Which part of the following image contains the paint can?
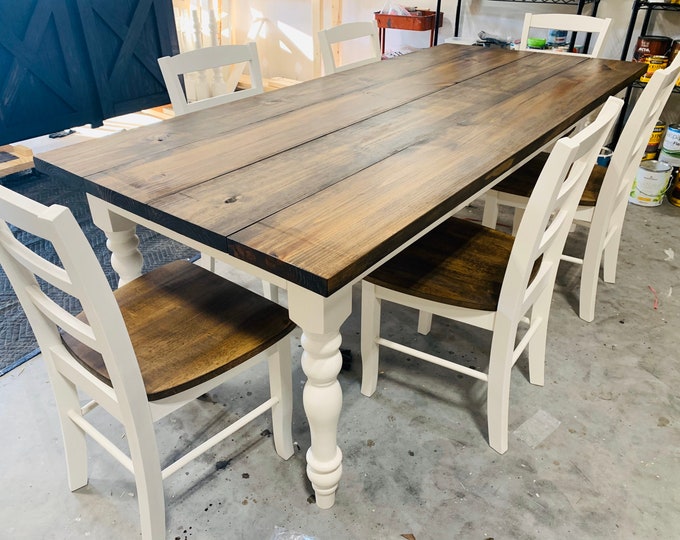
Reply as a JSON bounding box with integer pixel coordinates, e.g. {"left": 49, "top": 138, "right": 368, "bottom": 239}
{"left": 666, "top": 174, "right": 680, "bottom": 206}
{"left": 629, "top": 160, "right": 672, "bottom": 206}
{"left": 644, "top": 121, "right": 666, "bottom": 160}
{"left": 670, "top": 39, "right": 680, "bottom": 63}
{"left": 662, "top": 124, "right": 680, "bottom": 153}
{"left": 659, "top": 150, "right": 680, "bottom": 207}
{"left": 633, "top": 35, "right": 672, "bottom": 62}
{"left": 640, "top": 55, "right": 668, "bottom": 83}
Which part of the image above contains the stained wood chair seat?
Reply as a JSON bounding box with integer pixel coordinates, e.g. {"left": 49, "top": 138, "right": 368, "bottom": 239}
{"left": 366, "top": 217, "right": 516, "bottom": 312}
{"left": 63, "top": 260, "right": 296, "bottom": 401}
{"left": 494, "top": 152, "right": 606, "bottom": 207}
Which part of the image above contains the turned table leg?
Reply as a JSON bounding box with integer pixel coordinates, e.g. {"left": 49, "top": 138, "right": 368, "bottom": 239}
{"left": 87, "top": 195, "right": 143, "bottom": 286}
{"left": 287, "top": 284, "right": 352, "bottom": 508}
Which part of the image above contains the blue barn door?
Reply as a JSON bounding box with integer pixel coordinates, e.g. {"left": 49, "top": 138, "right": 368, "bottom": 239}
{"left": 0, "top": 0, "right": 178, "bottom": 146}
{"left": 76, "top": 0, "right": 178, "bottom": 119}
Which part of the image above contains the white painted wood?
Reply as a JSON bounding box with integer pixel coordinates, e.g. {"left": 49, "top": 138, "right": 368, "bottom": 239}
{"left": 361, "top": 97, "right": 623, "bottom": 454}
{"left": 483, "top": 53, "right": 680, "bottom": 322}
{"left": 0, "top": 186, "right": 294, "bottom": 539}
{"left": 287, "top": 283, "right": 352, "bottom": 509}
{"left": 519, "top": 13, "right": 612, "bottom": 58}
{"left": 318, "top": 20, "right": 381, "bottom": 75}
{"left": 158, "top": 42, "right": 264, "bottom": 115}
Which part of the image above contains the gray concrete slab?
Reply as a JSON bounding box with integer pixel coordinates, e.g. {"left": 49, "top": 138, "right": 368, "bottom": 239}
{"left": 1, "top": 199, "right": 679, "bottom": 539}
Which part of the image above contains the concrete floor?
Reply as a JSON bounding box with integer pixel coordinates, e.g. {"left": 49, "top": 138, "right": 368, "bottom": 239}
{"left": 1, "top": 188, "right": 680, "bottom": 538}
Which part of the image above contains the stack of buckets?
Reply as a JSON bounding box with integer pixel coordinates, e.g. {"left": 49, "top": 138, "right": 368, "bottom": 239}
{"left": 629, "top": 122, "right": 680, "bottom": 207}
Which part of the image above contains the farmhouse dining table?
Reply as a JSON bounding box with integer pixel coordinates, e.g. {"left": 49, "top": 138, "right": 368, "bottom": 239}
{"left": 35, "top": 44, "right": 644, "bottom": 508}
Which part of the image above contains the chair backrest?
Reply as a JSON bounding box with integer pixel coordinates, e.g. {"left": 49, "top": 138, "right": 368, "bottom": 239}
{"left": 519, "top": 13, "right": 611, "bottom": 57}
{"left": 158, "top": 42, "right": 264, "bottom": 115}
{"left": 0, "top": 186, "right": 149, "bottom": 416}
{"left": 587, "top": 53, "right": 680, "bottom": 257}
{"left": 318, "top": 21, "right": 381, "bottom": 75}
{"left": 498, "top": 96, "right": 623, "bottom": 320}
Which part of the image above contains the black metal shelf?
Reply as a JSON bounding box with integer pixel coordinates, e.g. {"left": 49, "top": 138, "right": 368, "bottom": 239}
{"left": 630, "top": 80, "right": 680, "bottom": 92}
{"left": 614, "top": 2, "right": 680, "bottom": 144}
{"left": 621, "top": 1, "right": 680, "bottom": 61}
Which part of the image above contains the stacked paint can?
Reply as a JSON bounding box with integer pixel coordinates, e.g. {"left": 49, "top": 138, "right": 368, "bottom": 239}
{"left": 633, "top": 36, "right": 671, "bottom": 83}
{"left": 629, "top": 121, "right": 673, "bottom": 206}
{"left": 644, "top": 120, "right": 665, "bottom": 160}
{"left": 660, "top": 125, "right": 680, "bottom": 207}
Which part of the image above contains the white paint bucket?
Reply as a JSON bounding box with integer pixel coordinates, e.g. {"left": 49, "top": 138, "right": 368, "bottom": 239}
{"left": 629, "top": 160, "right": 672, "bottom": 206}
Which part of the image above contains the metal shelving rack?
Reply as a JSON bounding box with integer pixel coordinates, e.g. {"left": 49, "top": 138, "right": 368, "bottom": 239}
{"left": 621, "top": 1, "right": 680, "bottom": 61}
{"left": 614, "top": 1, "right": 680, "bottom": 142}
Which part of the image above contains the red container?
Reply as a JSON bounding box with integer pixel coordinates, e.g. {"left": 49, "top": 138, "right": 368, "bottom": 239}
{"left": 374, "top": 10, "right": 443, "bottom": 32}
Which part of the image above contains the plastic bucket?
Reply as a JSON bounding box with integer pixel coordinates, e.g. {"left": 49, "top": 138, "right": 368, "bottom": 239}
{"left": 629, "top": 160, "right": 672, "bottom": 206}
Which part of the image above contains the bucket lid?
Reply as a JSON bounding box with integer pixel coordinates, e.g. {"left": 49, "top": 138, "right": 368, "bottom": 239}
{"left": 640, "top": 159, "right": 672, "bottom": 173}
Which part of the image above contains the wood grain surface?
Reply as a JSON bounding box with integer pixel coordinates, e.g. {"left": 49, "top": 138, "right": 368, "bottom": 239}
{"left": 36, "top": 45, "right": 645, "bottom": 296}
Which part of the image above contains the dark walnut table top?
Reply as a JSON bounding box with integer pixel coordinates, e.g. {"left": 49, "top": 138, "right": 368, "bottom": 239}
{"left": 36, "top": 45, "right": 644, "bottom": 296}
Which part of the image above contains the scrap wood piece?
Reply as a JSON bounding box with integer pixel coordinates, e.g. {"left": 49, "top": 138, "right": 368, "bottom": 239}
{"left": 0, "top": 145, "right": 33, "bottom": 177}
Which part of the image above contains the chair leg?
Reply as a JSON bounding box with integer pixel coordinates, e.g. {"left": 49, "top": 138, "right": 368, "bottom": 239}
{"left": 268, "top": 342, "right": 294, "bottom": 460}
{"left": 486, "top": 325, "right": 515, "bottom": 455}
{"left": 579, "top": 242, "right": 604, "bottom": 323}
{"left": 511, "top": 208, "right": 524, "bottom": 236}
{"left": 48, "top": 365, "right": 88, "bottom": 491}
{"left": 602, "top": 229, "right": 622, "bottom": 284}
{"left": 360, "top": 281, "right": 381, "bottom": 397}
{"left": 126, "top": 421, "right": 166, "bottom": 539}
{"left": 481, "top": 192, "right": 500, "bottom": 228}
{"left": 262, "top": 281, "right": 280, "bottom": 303}
{"left": 195, "top": 253, "right": 216, "bottom": 272}
{"left": 417, "top": 311, "right": 433, "bottom": 335}
{"left": 527, "top": 290, "right": 553, "bottom": 387}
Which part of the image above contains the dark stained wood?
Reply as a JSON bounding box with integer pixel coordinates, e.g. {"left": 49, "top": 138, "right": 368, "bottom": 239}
{"left": 493, "top": 151, "right": 606, "bottom": 206}
{"left": 62, "top": 260, "right": 296, "bottom": 400}
{"left": 35, "top": 46, "right": 646, "bottom": 297}
{"left": 36, "top": 44, "right": 507, "bottom": 179}
{"left": 365, "top": 217, "right": 514, "bottom": 311}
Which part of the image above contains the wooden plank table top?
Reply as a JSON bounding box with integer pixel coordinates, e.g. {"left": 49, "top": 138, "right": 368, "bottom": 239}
{"left": 36, "top": 45, "right": 643, "bottom": 297}
{"left": 35, "top": 45, "right": 645, "bottom": 510}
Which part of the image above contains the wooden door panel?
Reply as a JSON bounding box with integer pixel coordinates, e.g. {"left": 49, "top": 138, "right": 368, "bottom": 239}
{"left": 0, "top": 0, "right": 178, "bottom": 146}
{"left": 0, "top": 2, "right": 100, "bottom": 145}
{"left": 77, "top": 0, "right": 178, "bottom": 118}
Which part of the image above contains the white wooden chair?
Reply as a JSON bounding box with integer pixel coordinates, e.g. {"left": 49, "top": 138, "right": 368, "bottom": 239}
{"left": 519, "top": 13, "right": 612, "bottom": 57}
{"left": 360, "top": 97, "right": 623, "bottom": 454}
{"left": 158, "top": 42, "right": 264, "bottom": 115}
{"left": 0, "top": 186, "right": 295, "bottom": 539}
{"left": 318, "top": 21, "right": 381, "bottom": 75}
{"left": 482, "top": 54, "right": 680, "bottom": 322}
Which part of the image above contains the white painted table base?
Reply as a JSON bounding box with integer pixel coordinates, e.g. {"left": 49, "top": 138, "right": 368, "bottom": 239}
{"left": 88, "top": 195, "right": 352, "bottom": 508}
